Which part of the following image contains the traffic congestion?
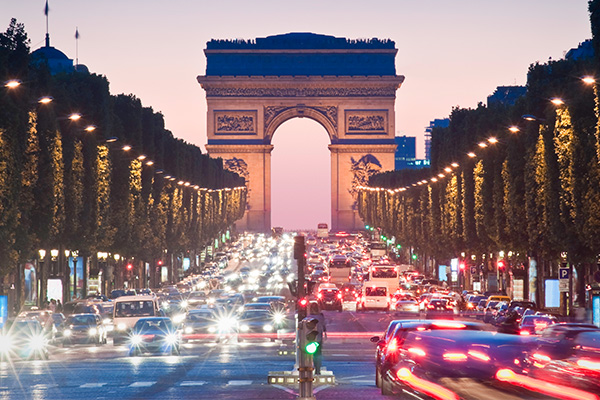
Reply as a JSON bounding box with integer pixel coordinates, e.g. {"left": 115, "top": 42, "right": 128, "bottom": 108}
{"left": 0, "top": 230, "right": 599, "bottom": 400}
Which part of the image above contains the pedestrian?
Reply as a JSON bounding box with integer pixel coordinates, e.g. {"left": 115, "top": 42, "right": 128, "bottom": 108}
{"left": 49, "top": 299, "right": 57, "bottom": 312}
{"left": 56, "top": 299, "right": 63, "bottom": 313}
{"left": 309, "top": 303, "right": 327, "bottom": 375}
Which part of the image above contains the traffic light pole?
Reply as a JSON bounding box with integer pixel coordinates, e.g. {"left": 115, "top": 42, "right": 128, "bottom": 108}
{"left": 298, "top": 319, "right": 315, "bottom": 400}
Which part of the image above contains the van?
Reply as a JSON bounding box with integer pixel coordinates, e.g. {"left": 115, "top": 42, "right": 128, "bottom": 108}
{"left": 485, "top": 295, "right": 510, "bottom": 307}
{"left": 112, "top": 295, "right": 160, "bottom": 345}
{"left": 358, "top": 282, "right": 390, "bottom": 311}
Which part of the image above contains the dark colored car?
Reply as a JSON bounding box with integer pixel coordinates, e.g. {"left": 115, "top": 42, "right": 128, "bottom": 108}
{"left": 128, "top": 317, "right": 181, "bottom": 356}
{"left": 182, "top": 309, "right": 219, "bottom": 341}
{"left": 522, "top": 325, "right": 600, "bottom": 394}
{"left": 237, "top": 310, "right": 277, "bottom": 342}
{"left": 381, "top": 329, "right": 534, "bottom": 397}
{"left": 317, "top": 288, "right": 343, "bottom": 311}
{"left": 518, "top": 315, "right": 558, "bottom": 336}
{"left": 61, "top": 313, "right": 107, "bottom": 346}
{"left": 372, "top": 320, "right": 485, "bottom": 390}
{"left": 0, "top": 319, "right": 49, "bottom": 360}
{"left": 425, "top": 298, "right": 454, "bottom": 319}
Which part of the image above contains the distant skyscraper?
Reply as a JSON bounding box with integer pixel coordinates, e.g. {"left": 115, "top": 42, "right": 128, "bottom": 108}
{"left": 487, "top": 86, "right": 526, "bottom": 107}
{"left": 394, "top": 135, "right": 430, "bottom": 170}
{"left": 424, "top": 119, "right": 449, "bottom": 161}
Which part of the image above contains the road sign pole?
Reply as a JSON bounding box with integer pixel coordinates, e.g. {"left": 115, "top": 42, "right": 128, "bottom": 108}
{"left": 297, "top": 319, "right": 315, "bottom": 400}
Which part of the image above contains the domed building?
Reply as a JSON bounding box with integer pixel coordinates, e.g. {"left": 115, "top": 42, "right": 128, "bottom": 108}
{"left": 31, "top": 33, "right": 88, "bottom": 75}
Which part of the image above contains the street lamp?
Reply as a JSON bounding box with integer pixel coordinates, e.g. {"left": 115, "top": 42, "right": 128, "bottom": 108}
{"left": 38, "top": 96, "right": 53, "bottom": 105}
{"left": 4, "top": 79, "right": 21, "bottom": 89}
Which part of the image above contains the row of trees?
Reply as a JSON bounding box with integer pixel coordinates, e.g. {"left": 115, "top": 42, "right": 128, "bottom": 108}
{"left": 359, "top": 2, "right": 600, "bottom": 307}
{"left": 0, "top": 20, "right": 246, "bottom": 296}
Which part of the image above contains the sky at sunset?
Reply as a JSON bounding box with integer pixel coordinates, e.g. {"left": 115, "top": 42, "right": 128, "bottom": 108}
{"left": 4, "top": 1, "right": 592, "bottom": 230}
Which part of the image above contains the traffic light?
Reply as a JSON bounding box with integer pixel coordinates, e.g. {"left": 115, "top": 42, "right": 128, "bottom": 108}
{"left": 411, "top": 253, "right": 417, "bottom": 260}
{"left": 294, "top": 235, "right": 306, "bottom": 260}
{"left": 298, "top": 297, "right": 309, "bottom": 320}
{"left": 126, "top": 263, "right": 133, "bottom": 271}
{"left": 497, "top": 260, "right": 505, "bottom": 270}
{"left": 459, "top": 262, "right": 466, "bottom": 271}
{"left": 302, "top": 317, "right": 319, "bottom": 355}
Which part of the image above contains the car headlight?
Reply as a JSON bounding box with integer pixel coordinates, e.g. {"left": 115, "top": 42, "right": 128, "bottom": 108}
{"left": 272, "top": 313, "right": 285, "bottom": 325}
{"left": 117, "top": 323, "right": 127, "bottom": 331}
{"left": 263, "top": 324, "right": 273, "bottom": 332}
{"left": 165, "top": 334, "right": 178, "bottom": 345}
{"left": 29, "top": 335, "right": 46, "bottom": 350}
{"left": 172, "top": 314, "right": 186, "bottom": 324}
{"left": 208, "top": 326, "right": 216, "bottom": 333}
{"left": 179, "top": 300, "right": 189, "bottom": 309}
{"left": 63, "top": 329, "right": 72, "bottom": 337}
{"left": 184, "top": 327, "right": 193, "bottom": 334}
{"left": 0, "top": 335, "right": 13, "bottom": 353}
{"left": 88, "top": 328, "right": 98, "bottom": 336}
{"left": 240, "top": 325, "right": 249, "bottom": 332}
{"left": 131, "top": 335, "right": 143, "bottom": 345}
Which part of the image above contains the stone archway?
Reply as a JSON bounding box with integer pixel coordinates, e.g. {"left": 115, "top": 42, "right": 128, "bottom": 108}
{"left": 198, "top": 33, "right": 404, "bottom": 232}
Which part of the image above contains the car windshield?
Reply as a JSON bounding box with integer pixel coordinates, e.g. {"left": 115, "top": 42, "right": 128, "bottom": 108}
{"left": 66, "top": 315, "right": 96, "bottom": 325}
{"left": 365, "top": 287, "right": 386, "bottom": 296}
{"left": 115, "top": 301, "right": 154, "bottom": 317}
{"left": 135, "top": 319, "right": 173, "bottom": 332}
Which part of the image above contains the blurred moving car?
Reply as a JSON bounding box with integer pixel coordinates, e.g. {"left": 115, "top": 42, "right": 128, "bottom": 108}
{"left": 518, "top": 315, "right": 558, "bottom": 336}
{"left": 425, "top": 298, "right": 454, "bottom": 319}
{"left": 61, "top": 314, "right": 107, "bottom": 346}
{"left": 0, "top": 319, "right": 49, "bottom": 360}
{"left": 237, "top": 309, "right": 276, "bottom": 342}
{"left": 181, "top": 309, "right": 219, "bottom": 341}
{"left": 128, "top": 317, "right": 181, "bottom": 356}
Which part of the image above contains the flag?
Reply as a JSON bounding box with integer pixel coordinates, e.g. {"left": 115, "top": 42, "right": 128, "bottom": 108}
{"left": 44, "top": 0, "right": 49, "bottom": 16}
{"left": 75, "top": 28, "right": 79, "bottom": 39}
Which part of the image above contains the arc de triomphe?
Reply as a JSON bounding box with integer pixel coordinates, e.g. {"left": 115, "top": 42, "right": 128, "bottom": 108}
{"left": 197, "top": 33, "right": 404, "bottom": 232}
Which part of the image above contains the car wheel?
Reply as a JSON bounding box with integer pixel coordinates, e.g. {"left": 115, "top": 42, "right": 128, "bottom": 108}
{"left": 381, "top": 375, "right": 394, "bottom": 395}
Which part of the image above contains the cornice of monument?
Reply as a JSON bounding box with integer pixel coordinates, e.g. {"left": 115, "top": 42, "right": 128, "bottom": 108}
{"left": 328, "top": 144, "right": 397, "bottom": 153}
{"left": 197, "top": 75, "right": 404, "bottom": 98}
{"left": 205, "top": 144, "right": 274, "bottom": 154}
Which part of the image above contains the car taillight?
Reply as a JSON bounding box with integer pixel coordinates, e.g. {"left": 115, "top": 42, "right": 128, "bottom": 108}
{"left": 386, "top": 338, "right": 398, "bottom": 353}
{"left": 519, "top": 330, "right": 530, "bottom": 336}
{"left": 427, "top": 305, "right": 434, "bottom": 309}
{"left": 317, "top": 293, "right": 323, "bottom": 299}
{"left": 337, "top": 293, "right": 342, "bottom": 299}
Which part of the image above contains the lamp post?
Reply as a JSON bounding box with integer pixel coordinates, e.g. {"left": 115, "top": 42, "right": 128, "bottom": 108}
{"left": 71, "top": 250, "right": 79, "bottom": 299}
{"left": 97, "top": 252, "right": 108, "bottom": 295}
{"left": 64, "top": 249, "right": 71, "bottom": 302}
{"left": 38, "top": 249, "right": 46, "bottom": 308}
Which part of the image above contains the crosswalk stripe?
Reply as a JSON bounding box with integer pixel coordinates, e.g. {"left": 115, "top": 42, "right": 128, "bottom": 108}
{"left": 227, "top": 380, "right": 253, "bottom": 385}
{"left": 80, "top": 383, "right": 106, "bottom": 388}
{"left": 129, "top": 381, "right": 155, "bottom": 387}
{"left": 180, "top": 381, "right": 207, "bottom": 386}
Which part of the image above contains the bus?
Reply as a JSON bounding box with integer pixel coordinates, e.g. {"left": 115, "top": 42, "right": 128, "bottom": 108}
{"left": 317, "top": 223, "right": 328, "bottom": 239}
{"left": 368, "top": 264, "right": 400, "bottom": 291}
{"left": 112, "top": 295, "right": 160, "bottom": 345}
{"left": 368, "top": 242, "right": 387, "bottom": 260}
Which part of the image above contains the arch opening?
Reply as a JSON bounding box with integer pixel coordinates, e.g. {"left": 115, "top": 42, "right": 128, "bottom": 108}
{"left": 271, "top": 118, "right": 331, "bottom": 231}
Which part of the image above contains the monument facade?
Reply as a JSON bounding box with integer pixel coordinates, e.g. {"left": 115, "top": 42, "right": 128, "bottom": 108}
{"left": 198, "top": 33, "right": 404, "bottom": 232}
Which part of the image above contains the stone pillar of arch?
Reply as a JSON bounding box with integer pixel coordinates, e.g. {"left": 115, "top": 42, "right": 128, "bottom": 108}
{"left": 198, "top": 33, "right": 404, "bottom": 232}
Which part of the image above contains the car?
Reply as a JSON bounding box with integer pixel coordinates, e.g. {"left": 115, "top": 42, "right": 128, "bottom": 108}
{"left": 181, "top": 309, "right": 219, "bottom": 341}
{"left": 128, "top": 317, "right": 181, "bottom": 356}
{"left": 237, "top": 310, "right": 277, "bottom": 342}
{"left": 393, "top": 298, "right": 419, "bottom": 313}
{"left": 0, "top": 319, "right": 49, "bottom": 360}
{"left": 373, "top": 320, "right": 486, "bottom": 390}
{"left": 316, "top": 287, "right": 343, "bottom": 311}
{"left": 518, "top": 314, "right": 558, "bottom": 336}
{"left": 380, "top": 329, "right": 534, "bottom": 397}
{"left": 61, "top": 314, "right": 107, "bottom": 346}
{"left": 424, "top": 298, "right": 454, "bottom": 319}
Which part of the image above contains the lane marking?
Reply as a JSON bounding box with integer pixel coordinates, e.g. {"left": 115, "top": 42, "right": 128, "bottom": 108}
{"left": 129, "top": 381, "right": 155, "bottom": 387}
{"left": 227, "top": 380, "right": 253, "bottom": 385}
{"left": 179, "top": 381, "right": 207, "bottom": 386}
{"left": 80, "top": 383, "right": 106, "bottom": 388}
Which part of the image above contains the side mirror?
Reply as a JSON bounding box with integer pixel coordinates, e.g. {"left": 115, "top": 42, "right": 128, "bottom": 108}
{"left": 370, "top": 336, "right": 380, "bottom": 343}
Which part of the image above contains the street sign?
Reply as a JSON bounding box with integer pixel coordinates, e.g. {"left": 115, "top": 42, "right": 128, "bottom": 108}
{"left": 559, "top": 267, "right": 570, "bottom": 293}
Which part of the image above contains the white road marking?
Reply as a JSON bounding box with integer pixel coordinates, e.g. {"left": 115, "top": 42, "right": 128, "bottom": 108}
{"left": 227, "top": 380, "right": 253, "bottom": 385}
{"left": 129, "top": 381, "right": 155, "bottom": 387}
{"left": 179, "top": 381, "right": 207, "bottom": 386}
{"left": 80, "top": 383, "right": 106, "bottom": 388}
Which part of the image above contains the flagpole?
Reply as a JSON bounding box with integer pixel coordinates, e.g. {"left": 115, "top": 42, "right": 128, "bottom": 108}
{"left": 75, "top": 27, "right": 79, "bottom": 67}
{"left": 44, "top": 0, "right": 50, "bottom": 47}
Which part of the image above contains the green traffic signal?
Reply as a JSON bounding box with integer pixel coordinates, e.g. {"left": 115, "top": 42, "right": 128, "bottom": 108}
{"left": 305, "top": 341, "right": 319, "bottom": 354}
{"left": 411, "top": 254, "right": 417, "bottom": 260}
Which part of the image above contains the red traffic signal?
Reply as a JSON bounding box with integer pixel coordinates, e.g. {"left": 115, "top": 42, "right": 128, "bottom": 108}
{"left": 459, "top": 262, "right": 466, "bottom": 271}
{"left": 126, "top": 264, "right": 133, "bottom": 271}
{"left": 298, "top": 298, "right": 309, "bottom": 307}
{"left": 497, "top": 260, "right": 505, "bottom": 270}
{"left": 157, "top": 260, "right": 163, "bottom": 266}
